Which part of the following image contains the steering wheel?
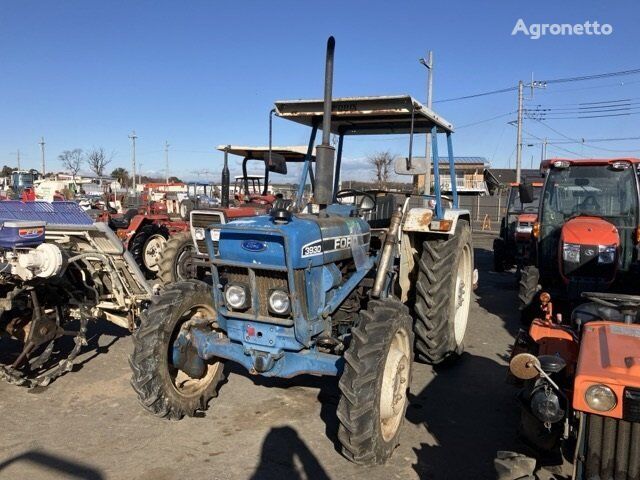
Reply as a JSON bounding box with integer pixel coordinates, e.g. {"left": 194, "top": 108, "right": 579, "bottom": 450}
{"left": 582, "top": 291, "right": 640, "bottom": 312}
{"left": 580, "top": 195, "right": 600, "bottom": 211}
{"left": 335, "top": 189, "right": 377, "bottom": 212}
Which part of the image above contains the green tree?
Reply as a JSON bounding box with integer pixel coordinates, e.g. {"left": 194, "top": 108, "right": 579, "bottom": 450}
{"left": 111, "top": 167, "right": 129, "bottom": 186}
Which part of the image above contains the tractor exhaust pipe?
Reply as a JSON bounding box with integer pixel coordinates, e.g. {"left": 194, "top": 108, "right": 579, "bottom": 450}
{"left": 221, "top": 145, "right": 230, "bottom": 208}
{"left": 314, "top": 36, "right": 336, "bottom": 207}
{"left": 371, "top": 207, "right": 403, "bottom": 298}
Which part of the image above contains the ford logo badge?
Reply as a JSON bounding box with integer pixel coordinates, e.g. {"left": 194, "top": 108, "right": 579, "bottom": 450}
{"left": 242, "top": 240, "right": 267, "bottom": 252}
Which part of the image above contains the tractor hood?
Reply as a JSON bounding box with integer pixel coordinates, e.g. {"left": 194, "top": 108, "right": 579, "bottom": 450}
{"left": 574, "top": 321, "right": 640, "bottom": 419}
{"left": 561, "top": 216, "right": 619, "bottom": 247}
{"left": 217, "top": 213, "right": 370, "bottom": 269}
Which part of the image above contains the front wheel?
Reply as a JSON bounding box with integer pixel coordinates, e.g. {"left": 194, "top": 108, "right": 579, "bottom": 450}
{"left": 129, "top": 280, "right": 226, "bottom": 419}
{"left": 337, "top": 298, "right": 414, "bottom": 465}
{"left": 518, "top": 265, "right": 540, "bottom": 324}
{"left": 130, "top": 224, "right": 170, "bottom": 278}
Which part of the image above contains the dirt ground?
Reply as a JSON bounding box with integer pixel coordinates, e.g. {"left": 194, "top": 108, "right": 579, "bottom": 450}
{"left": 0, "top": 234, "right": 561, "bottom": 480}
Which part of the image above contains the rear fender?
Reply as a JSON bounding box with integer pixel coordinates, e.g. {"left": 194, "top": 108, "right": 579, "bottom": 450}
{"left": 528, "top": 319, "right": 579, "bottom": 371}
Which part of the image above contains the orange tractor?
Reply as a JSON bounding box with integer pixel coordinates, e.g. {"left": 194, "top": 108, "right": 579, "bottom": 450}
{"left": 506, "top": 290, "right": 640, "bottom": 479}
{"left": 518, "top": 158, "right": 640, "bottom": 322}
{"left": 493, "top": 181, "right": 543, "bottom": 273}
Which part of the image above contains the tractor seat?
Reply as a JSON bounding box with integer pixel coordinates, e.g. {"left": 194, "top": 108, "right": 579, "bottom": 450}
{"left": 571, "top": 302, "right": 623, "bottom": 330}
{"left": 108, "top": 209, "right": 138, "bottom": 231}
{"left": 366, "top": 194, "right": 397, "bottom": 229}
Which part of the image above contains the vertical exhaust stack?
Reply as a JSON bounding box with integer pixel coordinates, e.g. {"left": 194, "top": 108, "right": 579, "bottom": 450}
{"left": 314, "top": 36, "right": 336, "bottom": 207}
{"left": 221, "top": 146, "right": 230, "bottom": 208}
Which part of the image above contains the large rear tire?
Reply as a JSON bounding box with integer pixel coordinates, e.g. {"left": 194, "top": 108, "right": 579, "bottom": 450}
{"left": 129, "top": 280, "right": 226, "bottom": 420}
{"left": 413, "top": 219, "right": 473, "bottom": 364}
{"left": 518, "top": 265, "right": 540, "bottom": 324}
{"left": 179, "top": 200, "right": 194, "bottom": 220}
{"left": 157, "top": 232, "right": 198, "bottom": 285}
{"left": 337, "top": 298, "right": 414, "bottom": 465}
{"left": 130, "top": 224, "right": 169, "bottom": 279}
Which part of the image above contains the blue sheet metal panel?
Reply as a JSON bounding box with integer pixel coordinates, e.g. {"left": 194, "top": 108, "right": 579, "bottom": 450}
{"left": 431, "top": 126, "right": 443, "bottom": 219}
{"left": 0, "top": 201, "right": 93, "bottom": 225}
{"left": 216, "top": 215, "right": 323, "bottom": 269}
{"left": 447, "top": 132, "right": 459, "bottom": 209}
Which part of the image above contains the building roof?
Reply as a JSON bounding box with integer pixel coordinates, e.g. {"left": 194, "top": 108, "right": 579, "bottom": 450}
{"left": 487, "top": 168, "right": 540, "bottom": 185}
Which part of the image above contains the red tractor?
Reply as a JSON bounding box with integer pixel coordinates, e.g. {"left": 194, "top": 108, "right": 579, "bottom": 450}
{"left": 518, "top": 158, "right": 640, "bottom": 322}
{"left": 493, "top": 182, "right": 543, "bottom": 272}
{"left": 504, "top": 290, "right": 640, "bottom": 480}
{"left": 156, "top": 145, "right": 309, "bottom": 285}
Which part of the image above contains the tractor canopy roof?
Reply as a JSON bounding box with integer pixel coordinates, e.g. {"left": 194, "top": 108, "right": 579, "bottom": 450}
{"left": 541, "top": 157, "right": 640, "bottom": 169}
{"left": 274, "top": 95, "right": 454, "bottom": 135}
{"left": 216, "top": 145, "right": 314, "bottom": 162}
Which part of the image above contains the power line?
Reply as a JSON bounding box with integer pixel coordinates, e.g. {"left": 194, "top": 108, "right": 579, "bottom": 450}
{"left": 456, "top": 111, "right": 516, "bottom": 129}
{"left": 434, "top": 86, "right": 518, "bottom": 104}
{"left": 539, "top": 68, "right": 640, "bottom": 85}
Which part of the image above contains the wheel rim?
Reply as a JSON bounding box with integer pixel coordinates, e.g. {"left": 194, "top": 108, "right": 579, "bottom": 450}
{"left": 454, "top": 243, "right": 472, "bottom": 345}
{"left": 143, "top": 234, "right": 167, "bottom": 271}
{"left": 180, "top": 204, "right": 188, "bottom": 218}
{"left": 379, "top": 327, "right": 411, "bottom": 442}
{"left": 167, "top": 304, "right": 221, "bottom": 397}
{"left": 175, "top": 245, "right": 195, "bottom": 280}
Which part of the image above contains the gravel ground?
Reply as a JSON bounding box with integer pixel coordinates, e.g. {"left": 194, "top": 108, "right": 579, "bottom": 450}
{"left": 0, "top": 234, "right": 560, "bottom": 480}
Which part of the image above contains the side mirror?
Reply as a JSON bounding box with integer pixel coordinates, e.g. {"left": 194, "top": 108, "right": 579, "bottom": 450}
{"left": 359, "top": 195, "right": 375, "bottom": 212}
{"left": 394, "top": 156, "right": 428, "bottom": 175}
{"left": 518, "top": 183, "right": 534, "bottom": 204}
{"left": 266, "top": 153, "right": 287, "bottom": 175}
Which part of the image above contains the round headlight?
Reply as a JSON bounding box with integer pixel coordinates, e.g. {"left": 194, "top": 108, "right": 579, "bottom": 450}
{"left": 585, "top": 384, "right": 617, "bottom": 412}
{"left": 225, "top": 284, "right": 249, "bottom": 310}
{"left": 268, "top": 289, "right": 290, "bottom": 315}
{"left": 194, "top": 228, "right": 205, "bottom": 241}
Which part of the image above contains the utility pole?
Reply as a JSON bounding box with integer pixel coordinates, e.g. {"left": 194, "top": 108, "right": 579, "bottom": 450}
{"left": 419, "top": 51, "right": 434, "bottom": 194}
{"left": 129, "top": 130, "right": 137, "bottom": 193}
{"left": 139, "top": 163, "right": 143, "bottom": 185}
{"left": 515, "top": 80, "right": 524, "bottom": 183}
{"left": 541, "top": 137, "right": 547, "bottom": 164}
{"left": 39, "top": 137, "right": 46, "bottom": 175}
{"left": 516, "top": 76, "right": 546, "bottom": 182}
{"left": 164, "top": 141, "right": 170, "bottom": 183}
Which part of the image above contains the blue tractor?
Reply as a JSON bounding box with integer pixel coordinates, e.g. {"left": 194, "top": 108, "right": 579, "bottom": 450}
{"left": 130, "top": 37, "right": 475, "bottom": 465}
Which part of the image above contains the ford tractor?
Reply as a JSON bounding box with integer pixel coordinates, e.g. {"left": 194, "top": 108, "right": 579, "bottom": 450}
{"left": 518, "top": 158, "right": 640, "bottom": 322}
{"left": 158, "top": 145, "right": 313, "bottom": 285}
{"left": 0, "top": 201, "right": 152, "bottom": 387}
{"left": 130, "top": 37, "right": 475, "bottom": 465}
{"left": 505, "top": 290, "right": 640, "bottom": 480}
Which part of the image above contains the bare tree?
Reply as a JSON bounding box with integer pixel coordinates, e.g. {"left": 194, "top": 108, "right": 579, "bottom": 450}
{"left": 58, "top": 149, "right": 84, "bottom": 185}
{"left": 366, "top": 151, "right": 394, "bottom": 189}
{"left": 86, "top": 147, "right": 113, "bottom": 177}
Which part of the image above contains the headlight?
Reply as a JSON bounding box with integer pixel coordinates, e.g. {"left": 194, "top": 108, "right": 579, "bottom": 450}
{"left": 516, "top": 223, "right": 533, "bottom": 234}
{"left": 268, "top": 289, "right": 290, "bottom": 315}
{"left": 598, "top": 244, "right": 616, "bottom": 264}
{"left": 224, "top": 284, "right": 250, "bottom": 310}
{"left": 563, "top": 243, "right": 581, "bottom": 263}
{"left": 585, "top": 384, "right": 617, "bottom": 412}
{"left": 194, "top": 228, "right": 205, "bottom": 241}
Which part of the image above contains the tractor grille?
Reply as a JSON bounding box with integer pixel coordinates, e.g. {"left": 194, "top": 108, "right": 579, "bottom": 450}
{"left": 190, "top": 211, "right": 223, "bottom": 255}
{"left": 624, "top": 388, "right": 640, "bottom": 423}
{"left": 584, "top": 413, "right": 640, "bottom": 480}
{"left": 220, "top": 266, "right": 289, "bottom": 319}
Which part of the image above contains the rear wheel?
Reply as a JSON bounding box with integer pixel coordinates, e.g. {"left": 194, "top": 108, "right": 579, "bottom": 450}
{"left": 157, "top": 232, "right": 199, "bottom": 285}
{"left": 179, "top": 200, "right": 194, "bottom": 220}
{"left": 337, "top": 298, "right": 413, "bottom": 465}
{"left": 413, "top": 220, "right": 473, "bottom": 364}
{"left": 129, "top": 280, "right": 226, "bottom": 419}
{"left": 518, "top": 265, "right": 540, "bottom": 324}
{"left": 130, "top": 224, "right": 169, "bottom": 278}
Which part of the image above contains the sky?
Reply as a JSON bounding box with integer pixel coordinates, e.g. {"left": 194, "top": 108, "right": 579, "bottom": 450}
{"left": 1, "top": 0, "right": 640, "bottom": 183}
